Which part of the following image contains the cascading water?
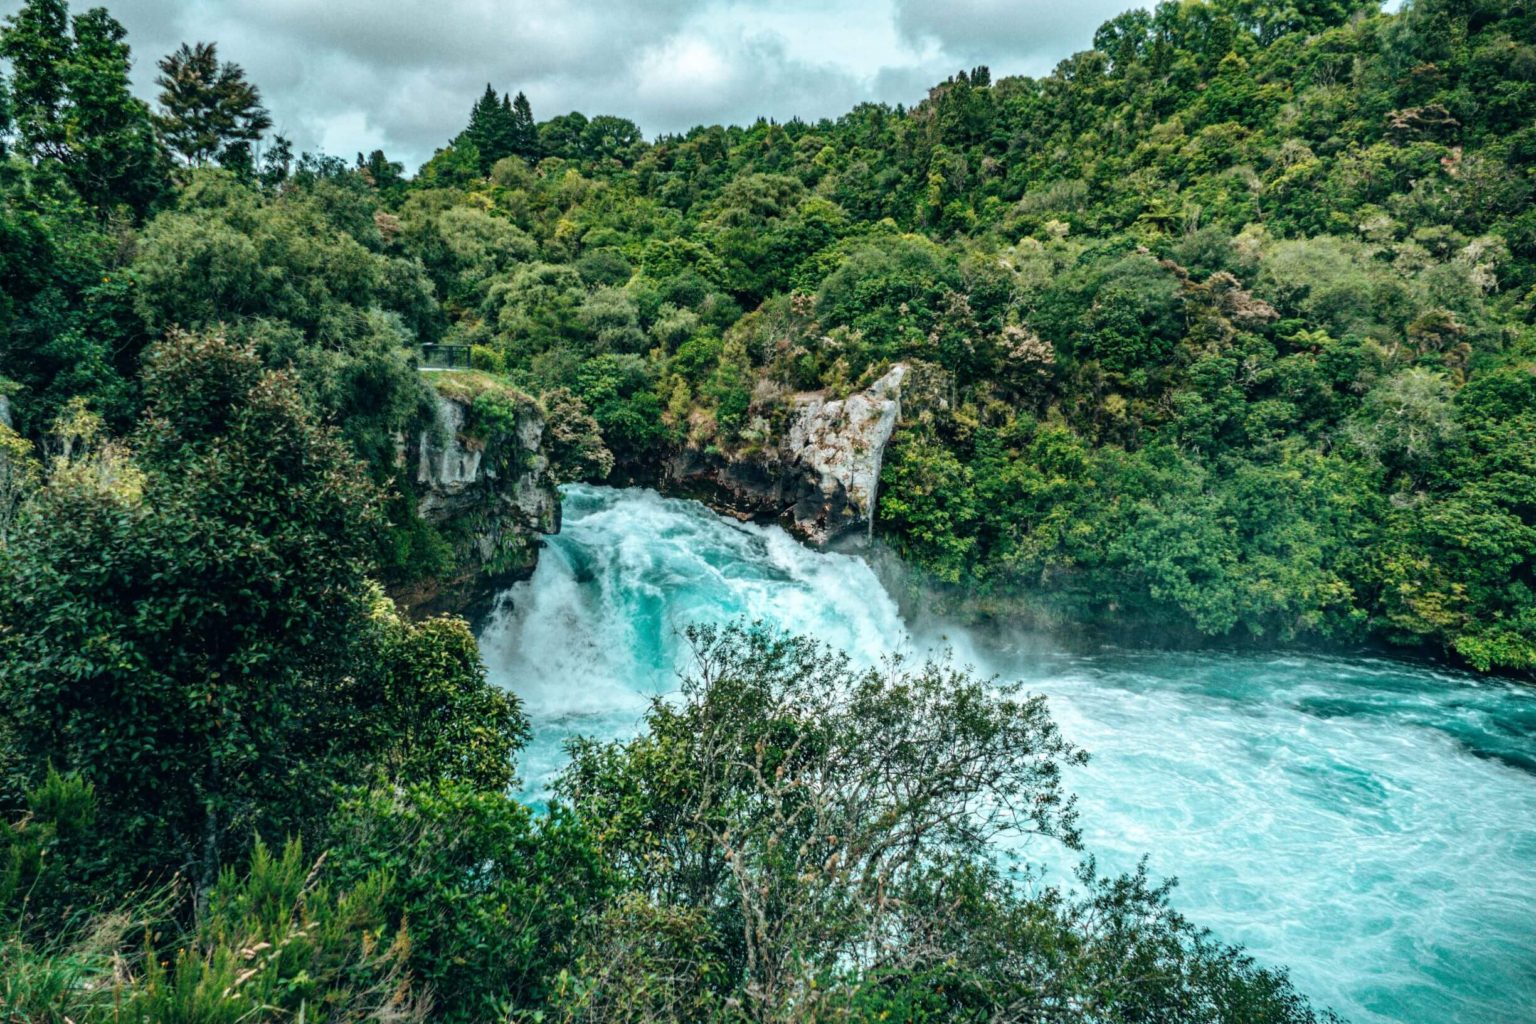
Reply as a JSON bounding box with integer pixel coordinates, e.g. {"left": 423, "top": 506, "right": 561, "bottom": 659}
{"left": 478, "top": 484, "right": 1536, "bottom": 1024}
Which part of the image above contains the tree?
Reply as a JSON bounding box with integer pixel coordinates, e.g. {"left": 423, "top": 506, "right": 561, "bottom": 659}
{"left": 1349, "top": 368, "right": 1461, "bottom": 482}
{"left": 357, "top": 147, "right": 405, "bottom": 193}
{"left": 257, "top": 132, "right": 293, "bottom": 187}
{"left": 697, "top": 173, "right": 824, "bottom": 301}
{"left": 0, "top": 423, "right": 40, "bottom": 548}
{"left": 0, "top": 0, "right": 71, "bottom": 163}
{"left": 579, "top": 114, "right": 643, "bottom": 164}
{"left": 510, "top": 90, "right": 539, "bottom": 160}
{"left": 558, "top": 624, "right": 1083, "bottom": 1018}
{"left": 62, "top": 8, "right": 164, "bottom": 206}
{"left": 325, "top": 783, "right": 607, "bottom": 1022}
{"left": 0, "top": 331, "right": 493, "bottom": 903}
{"left": 361, "top": 599, "right": 529, "bottom": 792}
{"left": 0, "top": 158, "right": 147, "bottom": 437}
{"left": 0, "top": 333, "right": 378, "bottom": 895}
{"left": 131, "top": 173, "right": 434, "bottom": 464}
{"left": 0, "top": 0, "right": 164, "bottom": 211}
{"left": 454, "top": 85, "right": 540, "bottom": 172}
{"left": 155, "top": 41, "right": 272, "bottom": 169}
{"left": 705, "top": 335, "right": 753, "bottom": 439}
{"left": 538, "top": 110, "right": 589, "bottom": 159}
{"left": 458, "top": 83, "right": 517, "bottom": 172}
{"left": 1233, "top": 0, "right": 1377, "bottom": 44}
{"left": 0, "top": 73, "right": 11, "bottom": 156}
{"left": 541, "top": 386, "right": 616, "bottom": 481}
{"left": 557, "top": 624, "right": 1337, "bottom": 1023}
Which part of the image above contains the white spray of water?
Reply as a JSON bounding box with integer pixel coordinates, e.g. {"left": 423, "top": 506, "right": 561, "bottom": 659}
{"left": 479, "top": 485, "right": 1536, "bottom": 1024}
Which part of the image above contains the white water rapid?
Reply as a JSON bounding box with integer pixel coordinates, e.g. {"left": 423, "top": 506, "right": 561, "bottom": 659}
{"left": 478, "top": 484, "right": 1536, "bottom": 1024}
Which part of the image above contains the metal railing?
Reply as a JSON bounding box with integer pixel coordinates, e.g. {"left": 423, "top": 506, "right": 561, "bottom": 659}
{"left": 420, "top": 344, "right": 473, "bottom": 370}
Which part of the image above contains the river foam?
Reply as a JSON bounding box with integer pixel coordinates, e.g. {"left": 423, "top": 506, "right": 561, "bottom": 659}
{"left": 478, "top": 484, "right": 1536, "bottom": 1024}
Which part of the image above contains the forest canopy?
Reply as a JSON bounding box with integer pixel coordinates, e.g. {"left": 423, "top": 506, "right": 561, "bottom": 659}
{"left": 6, "top": 0, "right": 1532, "bottom": 671}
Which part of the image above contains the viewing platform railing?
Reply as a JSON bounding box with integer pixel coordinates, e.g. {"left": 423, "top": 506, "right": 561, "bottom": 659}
{"left": 420, "top": 344, "right": 473, "bottom": 370}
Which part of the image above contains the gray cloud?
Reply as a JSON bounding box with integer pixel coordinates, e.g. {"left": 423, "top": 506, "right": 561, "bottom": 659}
{"left": 894, "top": 0, "right": 1145, "bottom": 65}
{"left": 2, "top": 0, "right": 1135, "bottom": 169}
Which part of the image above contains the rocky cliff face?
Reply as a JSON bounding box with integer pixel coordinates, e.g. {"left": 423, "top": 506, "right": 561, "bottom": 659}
{"left": 402, "top": 375, "right": 560, "bottom": 616}
{"left": 399, "top": 364, "right": 907, "bottom": 614}
{"left": 662, "top": 364, "right": 907, "bottom": 545}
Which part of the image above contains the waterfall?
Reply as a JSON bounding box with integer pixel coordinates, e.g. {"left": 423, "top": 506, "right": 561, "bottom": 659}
{"left": 480, "top": 484, "right": 1536, "bottom": 1024}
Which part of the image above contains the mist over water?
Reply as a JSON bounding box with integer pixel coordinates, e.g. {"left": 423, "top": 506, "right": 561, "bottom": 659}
{"left": 478, "top": 484, "right": 1536, "bottom": 1024}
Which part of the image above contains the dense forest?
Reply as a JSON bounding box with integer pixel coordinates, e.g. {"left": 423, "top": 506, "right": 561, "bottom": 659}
{"left": 6, "top": 0, "right": 1536, "bottom": 669}
{"left": 0, "top": 0, "right": 1532, "bottom": 1018}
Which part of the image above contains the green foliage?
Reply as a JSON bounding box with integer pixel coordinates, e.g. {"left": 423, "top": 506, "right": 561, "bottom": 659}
{"left": 0, "top": 333, "right": 383, "bottom": 893}
{"left": 0, "top": 333, "right": 528, "bottom": 910}
{"left": 0, "top": 0, "right": 164, "bottom": 212}
{"left": 154, "top": 41, "right": 272, "bottom": 170}
{"left": 131, "top": 171, "right": 432, "bottom": 465}
{"left": 0, "top": 329, "right": 574, "bottom": 1021}
{"left": 124, "top": 839, "right": 422, "bottom": 1023}
{"left": 509, "top": 93, "right": 539, "bottom": 161}
{"left": 0, "top": 421, "right": 40, "bottom": 545}
{"left": 568, "top": 353, "right": 672, "bottom": 466}
{"left": 401, "top": 200, "right": 536, "bottom": 309}
{"left": 878, "top": 430, "right": 979, "bottom": 583}
{"left": 379, "top": 493, "right": 457, "bottom": 586}
{"left": 324, "top": 784, "right": 606, "bottom": 1022}
{"left": 0, "top": 769, "right": 101, "bottom": 938}
{"left": 360, "top": 596, "right": 529, "bottom": 791}
{"left": 703, "top": 336, "right": 753, "bottom": 440}
{"left": 459, "top": 84, "right": 518, "bottom": 172}
{"left": 538, "top": 111, "right": 644, "bottom": 166}
{"left": 556, "top": 622, "right": 1335, "bottom": 1023}
{"left": 541, "top": 386, "right": 615, "bottom": 481}
{"left": 815, "top": 234, "right": 961, "bottom": 373}
{"left": 0, "top": 838, "right": 424, "bottom": 1024}
{"left": 4, "top": 3, "right": 1535, "bottom": 1014}
{"left": 696, "top": 173, "right": 848, "bottom": 303}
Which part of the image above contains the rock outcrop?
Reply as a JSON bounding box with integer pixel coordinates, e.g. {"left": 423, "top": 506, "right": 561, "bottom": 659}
{"left": 401, "top": 373, "right": 560, "bottom": 616}
{"left": 662, "top": 364, "right": 907, "bottom": 545}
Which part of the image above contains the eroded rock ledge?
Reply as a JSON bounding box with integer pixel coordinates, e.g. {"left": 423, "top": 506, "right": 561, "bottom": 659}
{"left": 660, "top": 364, "right": 907, "bottom": 546}
{"left": 397, "top": 364, "right": 908, "bottom": 617}
{"left": 400, "top": 373, "right": 560, "bottom": 616}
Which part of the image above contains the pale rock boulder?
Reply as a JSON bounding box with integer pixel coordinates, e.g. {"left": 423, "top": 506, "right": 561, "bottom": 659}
{"left": 784, "top": 363, "right": 906, "bottom": 543}
{"left": 663, "top": 363, "right": 908, "bottom": 546}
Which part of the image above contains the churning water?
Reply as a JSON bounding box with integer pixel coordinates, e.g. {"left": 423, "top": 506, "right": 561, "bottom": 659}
{"left": 478, "top": 484, "right": 1536, "bottom": 1024}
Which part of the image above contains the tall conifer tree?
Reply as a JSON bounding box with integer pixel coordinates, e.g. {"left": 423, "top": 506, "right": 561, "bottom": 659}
{"left": 459, "top": 83, "right": 524, "bottom": 171}
{"left": 66, "top": 9, "right": 164, "bottom": 206}
{"left": 510, "top": 90, "right": 538, "bottom": 160}
{"left": 0, "top": 0, "right": 69, "bottom": 161}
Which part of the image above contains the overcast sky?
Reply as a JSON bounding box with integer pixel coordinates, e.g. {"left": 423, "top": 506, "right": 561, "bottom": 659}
{"left": 5, "top": 0, "right": 1146, "bottom": 169}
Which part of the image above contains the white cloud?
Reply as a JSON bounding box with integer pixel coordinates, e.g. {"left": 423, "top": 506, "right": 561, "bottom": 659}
{"left": 638, "top": 36, "right": 735, "bottom": 99}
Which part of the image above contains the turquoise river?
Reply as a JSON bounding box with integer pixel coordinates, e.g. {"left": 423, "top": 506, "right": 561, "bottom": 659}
{"left": 478, "top": 484, "right": 1536, "bottom": 1024}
